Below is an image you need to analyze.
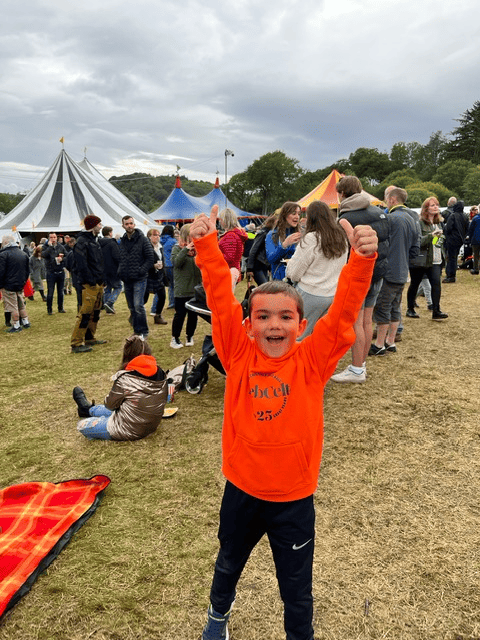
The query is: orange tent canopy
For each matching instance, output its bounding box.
[298,169,382,210]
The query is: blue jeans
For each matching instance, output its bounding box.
[104,281,122,308]
[123,279,148,336]
[46,271,65,312]
[77,405,113,440]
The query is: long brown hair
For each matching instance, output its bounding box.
[303,200,348,259]
[272,201,300,244]
[119,335,152,370]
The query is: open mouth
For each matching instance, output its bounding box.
[267,336,284,343]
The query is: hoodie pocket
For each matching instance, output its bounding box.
[227,436,310,497]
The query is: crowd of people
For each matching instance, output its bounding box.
[1,184,477,640]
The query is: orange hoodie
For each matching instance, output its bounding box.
[194,232,375,502]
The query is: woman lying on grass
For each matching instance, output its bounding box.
[72,335,167,440]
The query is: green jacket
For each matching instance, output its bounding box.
[171,245,201,298]
[419,219,442,267]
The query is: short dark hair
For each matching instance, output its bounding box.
[248,280,304,320]
[336,176,362,198]
[388,187,408,204]
[122,215,134,223]
[102,226,113,237]
[161,225,175,237]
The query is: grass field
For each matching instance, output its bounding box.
[1,272,480,640]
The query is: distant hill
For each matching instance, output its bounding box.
[109,173,213,213]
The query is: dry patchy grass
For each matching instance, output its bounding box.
[1,272,480,640]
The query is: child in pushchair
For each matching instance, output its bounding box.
[184,282,254,394]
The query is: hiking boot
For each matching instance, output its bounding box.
[85,339,107,345]
[406,308,420,318]
[432,310,448,321]
[368,344,386,356]
[72,386,94,417]
[154,314,168,325]
[331,366,366,384]
[170,337,184,349]
[442,277,455,283]
[202,603,233,640]
[58,309,66,313]
[71,344,93,353]
[470,269,479,275]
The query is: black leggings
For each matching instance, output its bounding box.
[171,296,197,340]
[407,264,442,312]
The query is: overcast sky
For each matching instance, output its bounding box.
[1,0,479,195]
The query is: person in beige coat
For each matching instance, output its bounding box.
[72,335,167,440]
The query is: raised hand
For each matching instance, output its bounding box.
[190,205,219,240]
[339,218,378,257]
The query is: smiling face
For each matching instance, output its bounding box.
[244,293,307,358]
[286,207,301,228]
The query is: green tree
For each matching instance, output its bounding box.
[348,147,391,182]
[432,159,475,194]
[374,169,420,199]
[446,100,480,164]
[462,167,480,204]
[403,181,454,207]
[241,151,303,214]
[404,187,437,208]
[0,192,23,214]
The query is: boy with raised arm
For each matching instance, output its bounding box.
[191,205,377,640]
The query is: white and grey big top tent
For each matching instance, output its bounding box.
[0,149,154,238]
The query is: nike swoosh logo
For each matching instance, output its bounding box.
[292,538,312,550]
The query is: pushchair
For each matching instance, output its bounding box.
[184,282,254,394]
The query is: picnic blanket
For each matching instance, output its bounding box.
[0,474,110,619]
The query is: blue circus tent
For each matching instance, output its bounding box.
[151,176,257,224]
[202,177,253,219]
[150,176,209,223]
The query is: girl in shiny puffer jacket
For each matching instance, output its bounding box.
[72,335,167,440]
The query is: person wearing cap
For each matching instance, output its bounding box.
[70,214,106,353]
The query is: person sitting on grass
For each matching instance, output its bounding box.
[190,205,378,640]
[72,335,167,441]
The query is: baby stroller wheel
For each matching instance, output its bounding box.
[185,368,208,395]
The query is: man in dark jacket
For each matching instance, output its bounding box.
[70,215,106,353]
[0,235,31,333]
[119,216,155,337]
[99,226,122,314]
[42,231,67,314]
[443,200,469,283]
[331,176,391,382]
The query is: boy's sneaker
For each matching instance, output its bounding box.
[170,337,184,349]
[368,344,386,357]
[185,337,194,347]
[6,325,22,333]
[331,366,366,383]
[202,604,232,640]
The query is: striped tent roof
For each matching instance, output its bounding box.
[0,150,154,235]
[298,169,382,210]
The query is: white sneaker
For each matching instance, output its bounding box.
[331,366,366,384]
[170,337,184,349]
[185,337,194,347]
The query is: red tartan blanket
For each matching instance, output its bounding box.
[0,475,110,619]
